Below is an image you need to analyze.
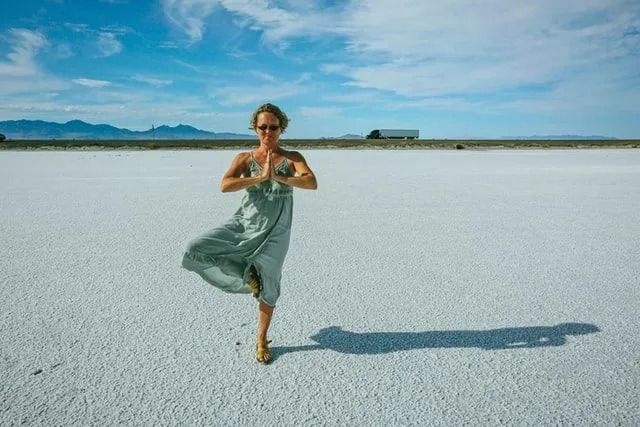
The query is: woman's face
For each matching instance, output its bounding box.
[255,112,282,147]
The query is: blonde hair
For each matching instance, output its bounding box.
[249,103,289,132]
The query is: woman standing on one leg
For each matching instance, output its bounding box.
[182,103,317,364]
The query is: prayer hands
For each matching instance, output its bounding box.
[261,150,274,181]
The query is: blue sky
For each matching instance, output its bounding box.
[1,0,639,138]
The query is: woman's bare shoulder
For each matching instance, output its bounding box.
[225,152,251,175]
[233,151,252,164]
[282,149,306,162]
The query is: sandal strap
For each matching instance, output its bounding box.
[256,340,273,363]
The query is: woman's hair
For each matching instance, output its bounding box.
[249,103,289,132]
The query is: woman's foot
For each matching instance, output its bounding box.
[247,265,261,298]
[256,339,272,364]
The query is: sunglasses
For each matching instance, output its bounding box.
[257,124,280,131]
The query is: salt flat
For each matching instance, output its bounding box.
[1,149,639,425]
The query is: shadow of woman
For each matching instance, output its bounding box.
[271,323,600,360]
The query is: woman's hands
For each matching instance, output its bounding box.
[260,150,274,181]
[261,150,283,182]
[221,149,316,192]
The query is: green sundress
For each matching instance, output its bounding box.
[182,153,294,307]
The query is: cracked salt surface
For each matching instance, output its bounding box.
[1,149,639,425]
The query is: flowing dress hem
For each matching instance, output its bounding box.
[182,251,280,306]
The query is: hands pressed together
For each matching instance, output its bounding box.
[259,150,283,183]
[221,148,317,192]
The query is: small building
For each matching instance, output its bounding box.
[366,129,419,140]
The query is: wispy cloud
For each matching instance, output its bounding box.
[100,25,132,36]
[250,71,277,82]
[322,91,381,104]
[294,72,312,84]
[132,75,173,87]
[95,32,122,57]
[227,49,255,59]
[0,28,68,95]
[298,106,341,118]
[64,23,90,33]
[161,0,339,44]
[159,40,179,49]
[161,0,640,116]
[320,63,349,74]
[54,42,74,59]
[174,59,206,73]
[332,0,640,108]
[211,81,308,106]
[0,28,47,77]
[73,78,112,88]
[162,0,218,42]
[62,23,125,57]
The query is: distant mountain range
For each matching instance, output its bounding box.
[500,134,617,140]
[0,119,619,141]
[321,134,365,139]
[0,119,255,140]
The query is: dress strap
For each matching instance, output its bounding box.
[246,151,256,176]
[248,151,288,172]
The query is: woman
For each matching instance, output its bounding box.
[182,103,317,364]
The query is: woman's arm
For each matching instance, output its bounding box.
[220,152,268,192]
[272,151,318,190]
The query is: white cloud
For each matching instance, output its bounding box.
[250,71,277,82]
[132,75,173,87]
[100,25,131,36]
[497,59,640,114]
[73,78,112,88]
[161,0,338,43]
[320,63,349,74]
[55,43,74,59]
[334,0,640,104]
[162,0,218,42]
[294,72,311,84]
[227,49,255,59]
[61,24,126,59]
[0,28,68,95]
[211,81,307,106]
[0,28,47,77]
[95,32,122,57]
[159,40,179,49]
[174,59,206,73]
[0,78,68,96]
[298,106,341,118]
[322,91,381,104]
[162,0,640,115]
[64,23,90,33]
[207,71,312,105]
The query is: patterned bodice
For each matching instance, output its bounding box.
[245,155,293,198]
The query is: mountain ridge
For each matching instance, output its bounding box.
[0,119,255,140]
[500,134,617,140]
[0,119,620,140]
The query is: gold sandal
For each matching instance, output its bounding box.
[256,340,272,364]
[247,265,261,299]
